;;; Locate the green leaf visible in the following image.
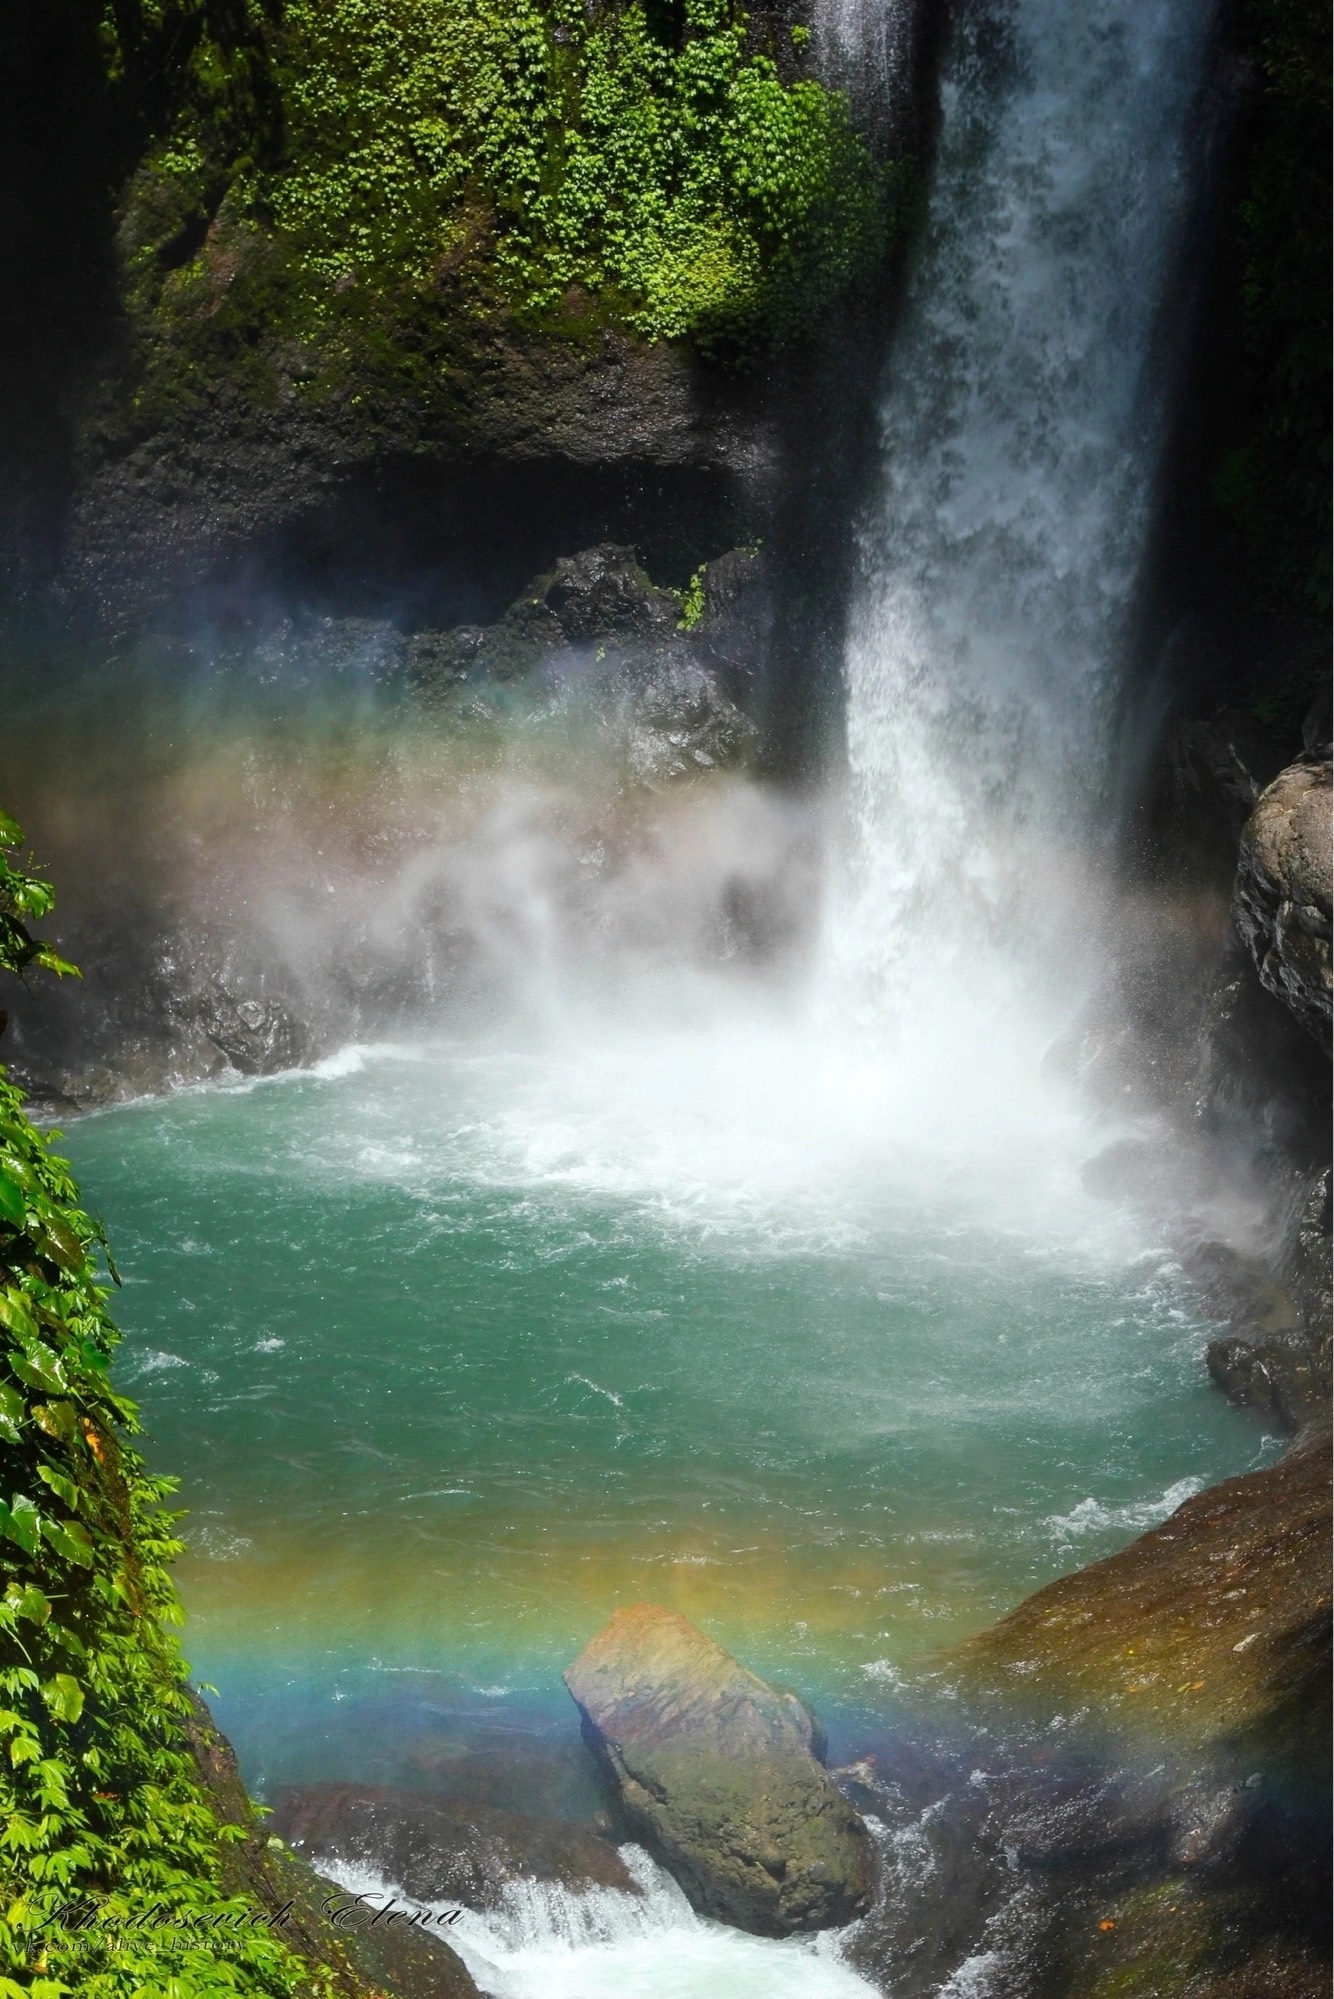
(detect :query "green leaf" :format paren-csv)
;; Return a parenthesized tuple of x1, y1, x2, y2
(31, 949, 80, 980)
(39, 1518, 93, 1567)
(41, 1675, 84, 1724)
(0, 1383, 23, 1445)
(9, 1346, 66, 1395)
(0, 1293, 38, 1342)
(32, 1209, 84, 1272)
(32, 1207, 84, 1271)
(0, 813, 23, 849)
(10, 1587, 50, 1627)
(32, 1401, 78, 1442)
(36, 1464, 81, 1513)
(0, 1172, 25, 1229)
(0, 1496, 41, 1556)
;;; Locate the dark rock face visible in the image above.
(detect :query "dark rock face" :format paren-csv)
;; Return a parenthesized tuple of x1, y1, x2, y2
(1235, 760, 1333, 1052)
(1198, 1175, 1332, 1432)
(44, 303, 777, 631)
(407, 542, 759, 781)
(186, 1702, 482, 1998)
(268, 1783, 639, 1910)
(564, 1604, 876, 1936)
(1070, 693, 1331, 1437)
(692, 545, 773, 699)
(412, 542, 681, 686)
(846, 1438, 1333, 1999)
(1199, 1165, 1332, 1431)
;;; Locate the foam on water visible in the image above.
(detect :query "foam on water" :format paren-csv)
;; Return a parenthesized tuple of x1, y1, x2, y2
(197, 1019, 1147, 1268)
(1044, 1473, 1206, 1544)
(319, 1849, 879, 1999)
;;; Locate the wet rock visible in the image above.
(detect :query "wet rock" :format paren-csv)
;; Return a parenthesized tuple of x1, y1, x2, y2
(455, 543, 680, 683)
(404, 625, 486, 691)
(406, 543, 758, 776)
(268, 1783, 640, 1910)
(1281, 1164, 1333, 1375)
(692, 545, 773, 698)
(563, 1604, 876, 1936)
(187, 1705, 482, 1998)
(1234, 759, 1332, 1051)
(167, 983, 315, 1077)
(850, 1442, 1332, 1998)
(534, 542, 680, 646)
(1190, 1169, 1332, 1433)
(963, 1431, 1331, 1759)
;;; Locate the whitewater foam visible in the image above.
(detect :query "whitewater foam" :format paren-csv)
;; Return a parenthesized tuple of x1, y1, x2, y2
(317, 1848, 879, 1999)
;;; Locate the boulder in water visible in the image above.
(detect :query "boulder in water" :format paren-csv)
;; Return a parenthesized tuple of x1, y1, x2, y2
(563, 1604, 876, 1935)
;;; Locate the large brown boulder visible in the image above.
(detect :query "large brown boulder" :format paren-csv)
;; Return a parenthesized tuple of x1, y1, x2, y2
(964, 1431, 1331, 1755)
(845, 1439, 1332, 1999)
(1235, 760, 1332, 1051)
(563, 1604, 876, 1936)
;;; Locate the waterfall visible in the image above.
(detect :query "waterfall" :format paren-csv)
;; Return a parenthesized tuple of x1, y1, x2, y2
(826, 0, 1216, 1050)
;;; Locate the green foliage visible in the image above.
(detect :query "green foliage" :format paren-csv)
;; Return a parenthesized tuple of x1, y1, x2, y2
(0, 829, 310, 1997)
(0, 821, 78, 986)
(1213, 0, 1331, 614)
(677, 564, 707, 629)
(117, 0, 890, 368)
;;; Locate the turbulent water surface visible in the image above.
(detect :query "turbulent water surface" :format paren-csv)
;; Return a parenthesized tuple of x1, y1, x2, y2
(64, 1019, 1267, 1991)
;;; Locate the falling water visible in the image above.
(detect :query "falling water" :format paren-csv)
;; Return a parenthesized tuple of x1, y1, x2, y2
(827, 0, 1215, 1048)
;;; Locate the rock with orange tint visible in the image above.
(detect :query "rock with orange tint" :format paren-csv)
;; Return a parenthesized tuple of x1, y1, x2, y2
(1235, 759, 1332, 1052)
(564, 1603, 875, 1935)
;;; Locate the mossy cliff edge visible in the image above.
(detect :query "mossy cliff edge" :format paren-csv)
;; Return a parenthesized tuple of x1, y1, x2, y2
(1, 0, 906, 624)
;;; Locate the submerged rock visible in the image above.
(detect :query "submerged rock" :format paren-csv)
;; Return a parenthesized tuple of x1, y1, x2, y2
(268, 1783, 639, 1910)
(1235, 759, 1332, 1051)
(187, 1707, 482, 1998)
(563, 1604, 876, 1936)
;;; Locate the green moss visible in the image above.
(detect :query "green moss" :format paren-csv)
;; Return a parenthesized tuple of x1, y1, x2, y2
(103, 0, 892, 420)
(0, 820, 317, 1998)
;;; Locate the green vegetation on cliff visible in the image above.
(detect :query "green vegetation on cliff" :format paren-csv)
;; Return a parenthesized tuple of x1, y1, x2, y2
(0, 823, 309, 1997)
(96, 0, 891, 444)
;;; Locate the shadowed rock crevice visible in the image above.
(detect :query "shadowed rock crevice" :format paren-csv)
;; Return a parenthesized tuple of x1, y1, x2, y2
(187, 1700, 484, 1999)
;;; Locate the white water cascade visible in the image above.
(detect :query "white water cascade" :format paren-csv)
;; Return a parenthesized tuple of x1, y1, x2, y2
(825, 0, 1216, 1065)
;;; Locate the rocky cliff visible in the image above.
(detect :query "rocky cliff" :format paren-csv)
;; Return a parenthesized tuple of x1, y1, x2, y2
(1, 0, 924, 664)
